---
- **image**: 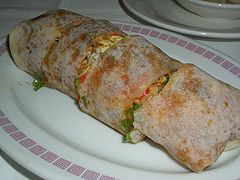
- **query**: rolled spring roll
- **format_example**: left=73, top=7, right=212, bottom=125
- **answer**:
left=9, top=9, right=93, bottom=74
left=133, top=64, right=240, bottom=172
left=42, top=19, right=126, bottom=98
left=78, top=35, right=182, bottom=143
left=9, top=9, right=240, bottom=172
left=9, top=9, right=181, bottom=143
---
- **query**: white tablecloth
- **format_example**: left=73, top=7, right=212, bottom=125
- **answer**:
left=0, top=0, right=240, bottom=179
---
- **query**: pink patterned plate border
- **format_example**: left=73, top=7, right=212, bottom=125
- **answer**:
left=0, top=21, right=240, bottom=180
left=121, top=0, right=240, bottom=39
left=0, top=38, right=117, bottom=180
left=0, top=110, right=115, bottom=180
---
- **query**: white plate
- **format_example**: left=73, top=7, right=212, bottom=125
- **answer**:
left=122, top=0, right=240, bottom=38
left=1, top=21, right=240, bottom=180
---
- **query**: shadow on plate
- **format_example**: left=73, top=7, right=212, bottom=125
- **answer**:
left=0, top=150, right=43, bottom=180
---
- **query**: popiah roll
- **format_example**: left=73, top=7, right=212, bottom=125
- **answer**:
left=134, top=64, right=240, bottom=172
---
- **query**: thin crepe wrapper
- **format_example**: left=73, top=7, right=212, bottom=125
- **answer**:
left=9, top=10, right=182, bottom=142
left=42, top=20, right=125, bottom=98
left=9, top=9, right=93, bottom=75
left=80, top=35, right=182, bottom=141
left=133, top=64, right=240, bottom=172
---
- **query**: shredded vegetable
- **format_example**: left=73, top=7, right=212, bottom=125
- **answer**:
left=121, top=103, right=142, bottom=142
left=32, top=72, right=45, bottom=91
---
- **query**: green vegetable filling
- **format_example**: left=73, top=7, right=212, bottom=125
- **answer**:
left=120, top=118, right=134, bottom=133
left=74, top=78, right=81, bottom=89
left=81, top=95, right=88, bottom=108
left=32, top=72, right=45, bottom=91
left=120, top=72, right=174, bottom=143
left=120, top=103, right=142, bottom=142
left=123, top=132, right=131, bottom=143
left=74, top=78, right=88, bottom=108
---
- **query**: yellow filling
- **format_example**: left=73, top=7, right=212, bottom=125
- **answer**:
left=75, top=34, right=123, bottom=106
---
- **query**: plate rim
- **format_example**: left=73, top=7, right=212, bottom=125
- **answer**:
left=122, top=0, right=240, bottom=39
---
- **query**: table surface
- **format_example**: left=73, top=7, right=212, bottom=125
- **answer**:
left=0, top=0, right=240, bottom=179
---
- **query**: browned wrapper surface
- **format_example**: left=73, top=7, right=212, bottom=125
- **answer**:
left=134, top=64, right=240, bottom=172
left=9, top=9, right=240, bottom=172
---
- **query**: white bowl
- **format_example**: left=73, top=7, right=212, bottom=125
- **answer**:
left=177, top=0, right=240, bottom=20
